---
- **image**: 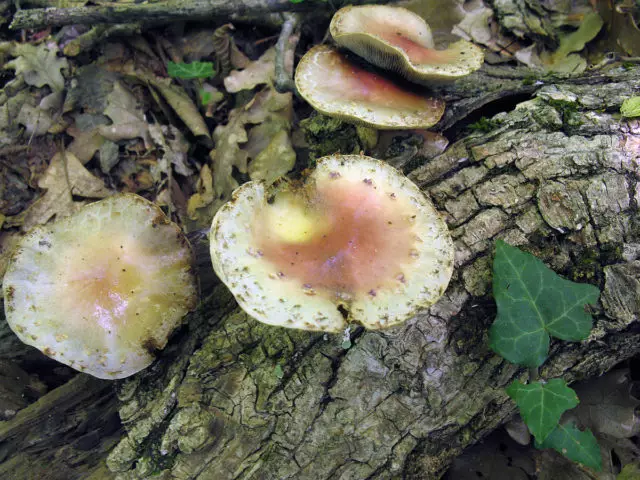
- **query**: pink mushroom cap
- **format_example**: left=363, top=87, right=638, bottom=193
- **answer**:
left=294, top=45, right=445, bottom=129
left=210, top=155, right=454, bottom=332
left=330, top=5, right=484, bottom=84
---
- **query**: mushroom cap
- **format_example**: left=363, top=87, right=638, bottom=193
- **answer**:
left=2, top=194, right=198, bottom=379
left=330, top=5, right=484, bottom=84
left=294, top=45, right=445, bottom=130
left=210, top=154, right=454, bottom=332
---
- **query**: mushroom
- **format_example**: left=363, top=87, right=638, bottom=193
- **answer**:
left=294, top=45, right=445, bottom=129
left=210, top=154, right=454, bottom=332
left=2, top=194, right=198, bottom=379
left=330, top=5, right=484, bottom=84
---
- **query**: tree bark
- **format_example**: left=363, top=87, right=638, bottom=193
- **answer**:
left=10, top=0, right=392, bottom=30
left=1, top=63, right=639, bottom=480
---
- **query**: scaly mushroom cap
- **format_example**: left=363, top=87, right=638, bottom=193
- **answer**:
left=294, top=45, right=445, bottom=129
left=210, top=155, right=454, bottom=332
left=2, top=194, right=198, bottom=379
left=330, top=5, right=484, bottom=84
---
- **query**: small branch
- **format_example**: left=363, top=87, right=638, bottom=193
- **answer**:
left=62, top=23, right=141, bottom=56
left=274, top=13, right=300, bottom=94
left=11, top=0, right=392, bottom=30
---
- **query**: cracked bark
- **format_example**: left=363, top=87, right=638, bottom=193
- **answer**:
left=2, top=64, right=640, bottom=479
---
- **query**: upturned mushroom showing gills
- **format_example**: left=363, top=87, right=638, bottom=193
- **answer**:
left=210, top=155, right=454, bottom=332
left=294, top=45, right=445, bottom=129
left=2, top=194, right=198, bottom=379
left=330, top=5, right=485, bottom=84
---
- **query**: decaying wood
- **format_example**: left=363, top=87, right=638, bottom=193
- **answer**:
left=10, top=0, right=392, bottom=30
left=1, top=46, right=639, bottom=480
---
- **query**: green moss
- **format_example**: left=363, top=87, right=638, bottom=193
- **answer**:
left=468, top=117, right=503, bottom=133
left=300, top=113, right=360, bottom=161
left=547, top=99, right=583, bottom=126
left=570, top=249, right=599, bottom=282
left=569, top=244, right=622, bottom=283
left=522, top=74, right=538, bottom=86
left=599, top=243, right=624, bottom=265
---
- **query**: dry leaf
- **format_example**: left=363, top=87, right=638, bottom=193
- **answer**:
left=98, top=81, right=152, bottom=147
left=17, top=91, right=64, bottom=137
left=149, top=80, right=211, bottom=139
left=224, top=47, right=276, bottom=93
left=20, top=151, right=112, bottom=231
left=248, top=129, right=295, bottom=184
left=148, top=124, right=194, bottom=181
left=5, top=43, right=68, bottom=92
left=186, top=164, right=220, bottom=230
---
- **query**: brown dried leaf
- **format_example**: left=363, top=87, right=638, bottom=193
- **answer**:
left=572, top=370, right=640, bottom=439
left=148, top=124, right=194, bottom=181
left=186, top=164, right=220, bottom=230
left=149, top=80, right=210, bottom=139
left=247, top=129, right=296, bottom=184
left=67, top=126, right=107, bottom=164
left=224, top=47, right=276, bottom=93
left=19, top=151, right=112, bottom=231
left=5, top=43, right=68, bottom=92
left=98, top=81, right=152, bottom=146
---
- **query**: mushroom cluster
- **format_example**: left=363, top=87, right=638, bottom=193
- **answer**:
left=295, top=5, right=484, bottom=129
left=210, top=154, right=454, bottom=332
left=3, top=194, right=198, bottom=379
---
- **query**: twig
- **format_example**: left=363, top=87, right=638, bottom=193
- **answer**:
left=11, top=0, right=391, bottom=30
left=62, top=23, right=141, bottom=56
left=274, top=13, right=300, bottom=94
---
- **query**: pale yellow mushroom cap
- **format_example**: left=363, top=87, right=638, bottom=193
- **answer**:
left=2, top=194, right=198, bottom=379
left=210, top=155, right=454, bottom=332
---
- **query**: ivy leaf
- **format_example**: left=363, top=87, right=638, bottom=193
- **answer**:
left=489, top=240, right=600, bottom=367
left=506, top=379, right=579, bottom=443
left=536, top=423, right=602, bottom=471
left=621, top=97, right=640, bottom=118
left=167, top=61, right=215, bottom=80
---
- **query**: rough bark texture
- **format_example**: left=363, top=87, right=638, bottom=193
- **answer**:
left=1, top=55, right=639, bottom=480
left=102, top=65, right=638, bottom=479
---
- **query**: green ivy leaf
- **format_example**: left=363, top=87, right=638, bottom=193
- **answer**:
left=167, top=61, right=215, bottom=80
left=621, top=97, right=640, bottom=118
left=489, top=240, right=600, bottom=367
left=507, top=379, right=579, bottom=443
left=537, top=423, right=602, bottom=471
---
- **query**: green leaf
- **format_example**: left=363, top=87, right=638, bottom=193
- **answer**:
left=507, top=379, right=579, bottom=442
left=489, top=240, right=600, bottom=367
left=167, top=61, right=215, bottom=80
left=273, top=364, right=284, bottom=379
left=199, top=90, right=213, bottom=106
left=537, top=423, right=602, bottom=471
left=621, top=97, right=640, bottom=118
